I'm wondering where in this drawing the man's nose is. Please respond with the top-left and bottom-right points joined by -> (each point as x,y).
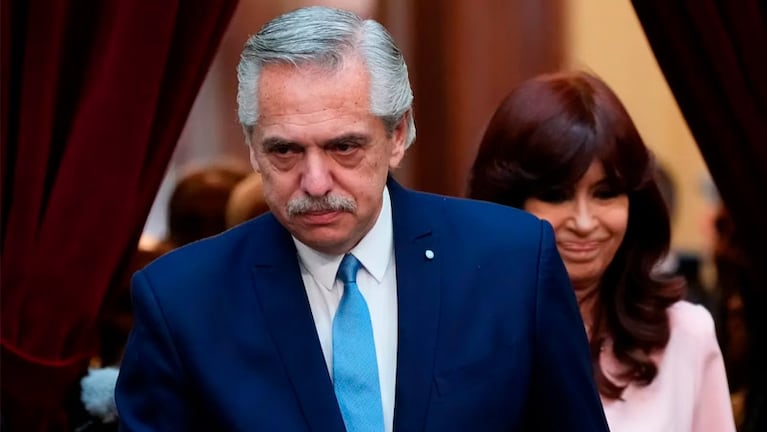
300,151 -> 333,197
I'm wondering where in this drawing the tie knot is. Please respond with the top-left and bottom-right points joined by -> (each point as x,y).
337,254 -> 361,284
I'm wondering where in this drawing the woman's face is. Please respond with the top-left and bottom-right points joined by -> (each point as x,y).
524,161 -> 629,292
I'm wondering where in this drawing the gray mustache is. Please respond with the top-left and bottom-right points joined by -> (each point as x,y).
286,195 -> 357,217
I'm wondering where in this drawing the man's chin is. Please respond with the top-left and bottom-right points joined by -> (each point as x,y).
289,224 -> 351,254
301,237 -> 352,256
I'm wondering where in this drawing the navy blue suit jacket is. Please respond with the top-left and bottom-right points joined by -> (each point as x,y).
116,179 -> 609,431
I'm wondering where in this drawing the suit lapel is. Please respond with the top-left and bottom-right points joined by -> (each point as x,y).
250,217 -> 346,432
389,179 -> 441,432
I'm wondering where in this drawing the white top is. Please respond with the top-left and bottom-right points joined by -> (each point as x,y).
601,301 -> 736,432
293,187 -> 398,432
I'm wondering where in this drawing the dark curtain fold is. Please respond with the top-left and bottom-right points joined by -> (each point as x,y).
631,1 -> 767,431
0,0 -> 238,430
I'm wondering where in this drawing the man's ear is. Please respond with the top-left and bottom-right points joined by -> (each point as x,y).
388,111 -> 409,169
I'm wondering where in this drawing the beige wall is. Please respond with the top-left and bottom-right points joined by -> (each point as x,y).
564,0 -> 717,255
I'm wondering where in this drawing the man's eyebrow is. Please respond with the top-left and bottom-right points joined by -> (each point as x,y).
325,133 -> 369,147
260,133 -> 369,150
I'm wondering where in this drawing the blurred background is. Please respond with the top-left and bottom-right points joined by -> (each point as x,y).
3,0 -> 764,431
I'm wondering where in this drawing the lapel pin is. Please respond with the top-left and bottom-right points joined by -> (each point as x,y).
424,250 -> 435,260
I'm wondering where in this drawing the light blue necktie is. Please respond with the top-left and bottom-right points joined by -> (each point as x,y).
333,254 -> 385,432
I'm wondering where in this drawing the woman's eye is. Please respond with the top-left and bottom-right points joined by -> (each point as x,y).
536,189 -> 571,203
593,187 -> 622,200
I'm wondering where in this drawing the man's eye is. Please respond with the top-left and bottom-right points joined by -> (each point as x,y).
332,143 -> 358,154
269,144 -> 298,155
274,145 -> 292,154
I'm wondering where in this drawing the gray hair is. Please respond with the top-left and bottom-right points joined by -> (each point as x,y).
236,6 -> 416,148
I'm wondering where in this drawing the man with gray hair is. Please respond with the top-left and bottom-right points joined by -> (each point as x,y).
116,6 -> 609,431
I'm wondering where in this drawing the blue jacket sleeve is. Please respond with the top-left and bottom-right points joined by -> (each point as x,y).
115,271 -> 193,431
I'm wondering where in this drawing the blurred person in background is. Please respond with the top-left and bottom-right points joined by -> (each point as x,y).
164,164 -> 249,248
713,204 -> 765,431
225,172 -> 270,228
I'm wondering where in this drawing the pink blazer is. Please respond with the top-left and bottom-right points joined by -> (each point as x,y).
600,301 -> 736,432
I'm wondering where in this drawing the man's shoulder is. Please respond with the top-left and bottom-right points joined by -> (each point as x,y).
404,189 -> 543,232
141,213 -> 283,285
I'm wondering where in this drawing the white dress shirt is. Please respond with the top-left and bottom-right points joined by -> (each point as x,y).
293,187 -> 398,432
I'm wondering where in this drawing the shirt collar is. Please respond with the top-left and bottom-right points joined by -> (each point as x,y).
293,186 -> 393,290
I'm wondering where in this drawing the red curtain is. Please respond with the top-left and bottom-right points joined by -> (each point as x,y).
1,0 -> 238,430
631,2 -> 767,431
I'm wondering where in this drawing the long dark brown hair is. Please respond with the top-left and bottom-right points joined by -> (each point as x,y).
468,71 -> 684,399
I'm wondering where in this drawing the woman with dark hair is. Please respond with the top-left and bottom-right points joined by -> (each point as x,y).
468,71 -> 734,431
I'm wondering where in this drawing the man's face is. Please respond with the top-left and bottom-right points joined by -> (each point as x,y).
249,57 -> 407,255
